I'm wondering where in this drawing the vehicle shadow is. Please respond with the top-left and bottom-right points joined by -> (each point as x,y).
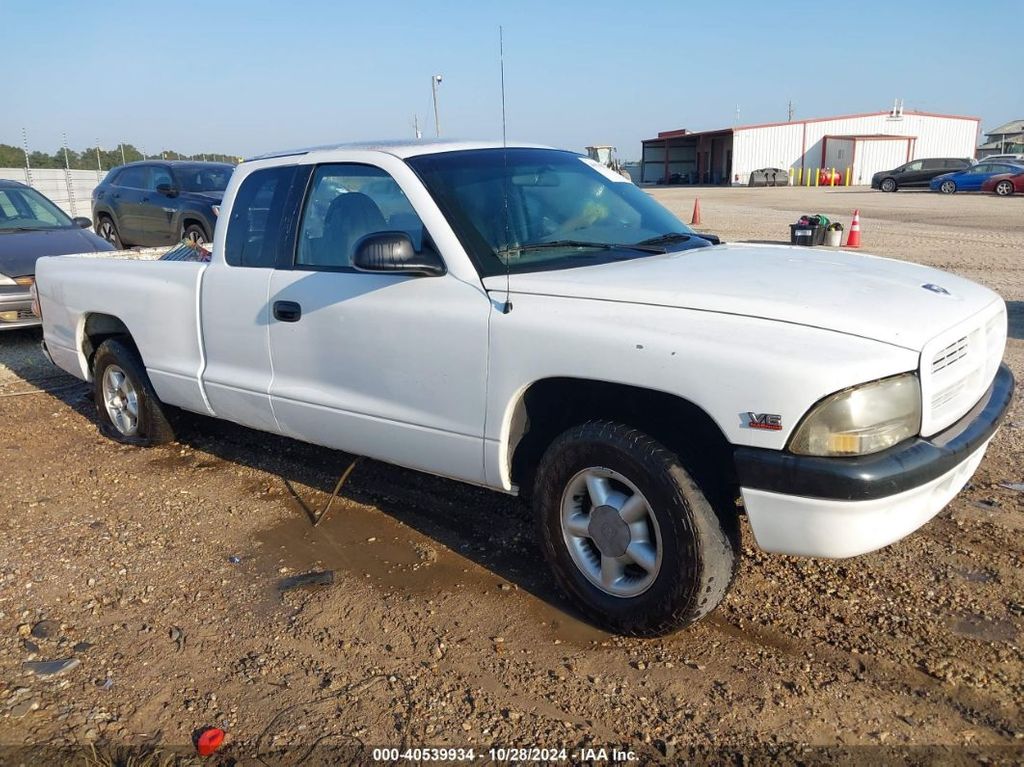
169,411 -> 589,622
0,332 -> 581,626
1007,301 -> 1023,341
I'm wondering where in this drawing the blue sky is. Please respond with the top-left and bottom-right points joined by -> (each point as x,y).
2,0 -> 1020,160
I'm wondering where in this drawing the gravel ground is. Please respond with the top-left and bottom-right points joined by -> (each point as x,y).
0,186 -> 1021,764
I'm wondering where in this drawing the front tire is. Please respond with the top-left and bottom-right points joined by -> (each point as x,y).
940,180 -> 957,194
92,338 -> 174,446
183,223 -> 209,246
533,420 -> 737,636
994,180 -> 1014,197
880,178 -> 897,192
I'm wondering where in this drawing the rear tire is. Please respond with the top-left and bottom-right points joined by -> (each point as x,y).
97,216 -> 123,249
994,180 -> 1014,197
940,180 -> 957,194
92,338 -> 174,446
533,420 -> 738,637
880,178 -> 897,192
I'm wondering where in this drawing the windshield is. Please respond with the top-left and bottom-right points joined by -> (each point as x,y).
175,164 -> 233,193
406,148 -> 699,276
0,186 -> 74,231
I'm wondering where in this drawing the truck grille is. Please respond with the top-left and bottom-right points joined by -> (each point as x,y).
919,302 -> 1007,437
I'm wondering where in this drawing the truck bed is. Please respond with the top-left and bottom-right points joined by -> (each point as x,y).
35,252 -> 212,416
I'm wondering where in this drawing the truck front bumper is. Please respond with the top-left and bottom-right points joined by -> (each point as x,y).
734,363 -> 1015,558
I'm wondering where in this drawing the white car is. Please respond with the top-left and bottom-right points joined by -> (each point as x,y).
34,141 -> 1014,636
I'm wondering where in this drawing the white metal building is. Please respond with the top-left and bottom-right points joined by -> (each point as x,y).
640,108 -> 980,186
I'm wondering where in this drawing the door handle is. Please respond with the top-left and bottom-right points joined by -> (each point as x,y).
273,300 -> 302,322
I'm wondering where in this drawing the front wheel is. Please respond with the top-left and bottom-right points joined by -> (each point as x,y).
533,420 -> 737,636
940,180 -> 957,194
994,180 -> 1014,197
880,178 -> 897,192
183,223 -> 209,246
92,338 -> 175,446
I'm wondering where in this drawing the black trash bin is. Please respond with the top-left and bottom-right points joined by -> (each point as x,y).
790,224 -> 824,246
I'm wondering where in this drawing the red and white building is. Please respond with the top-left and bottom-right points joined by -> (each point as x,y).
640,107 -> 980,186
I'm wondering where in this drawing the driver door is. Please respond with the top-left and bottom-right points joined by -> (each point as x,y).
266,161 -> 491,484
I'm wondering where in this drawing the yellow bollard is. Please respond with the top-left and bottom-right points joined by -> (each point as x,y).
845,166 -> 852,186
805,167 -> 810,187
814,168 -> 819,187
789,168 -> 795,186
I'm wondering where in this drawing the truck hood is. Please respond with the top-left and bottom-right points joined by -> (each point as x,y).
482,243 -> 1001,351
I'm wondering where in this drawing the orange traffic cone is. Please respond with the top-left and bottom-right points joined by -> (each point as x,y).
691,198 -> 702,226
845,209 -> 861,248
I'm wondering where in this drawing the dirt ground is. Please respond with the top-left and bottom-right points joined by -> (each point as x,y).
0,186 -> 1021,765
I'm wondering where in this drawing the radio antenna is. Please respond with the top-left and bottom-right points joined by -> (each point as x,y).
499,25 -> 513,314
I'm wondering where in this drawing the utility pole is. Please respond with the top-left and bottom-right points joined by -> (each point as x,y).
413,115 -> 422,140
734,105 -> 740,124
787,100 -> 794,122
119,142 -> 126,166
21,128 -> 32,186
431,74 -> 443,137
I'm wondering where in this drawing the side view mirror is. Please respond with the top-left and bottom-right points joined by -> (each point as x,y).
156,183 -> 179,198
73,217 -> 92,229
352,232 -> 445,277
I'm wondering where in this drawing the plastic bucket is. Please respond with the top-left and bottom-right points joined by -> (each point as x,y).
824,228 -> 842,247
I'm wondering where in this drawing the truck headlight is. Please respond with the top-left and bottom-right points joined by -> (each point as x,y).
788,373 -> 921,456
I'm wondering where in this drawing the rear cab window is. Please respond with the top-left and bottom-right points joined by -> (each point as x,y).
224,165 -> 307,268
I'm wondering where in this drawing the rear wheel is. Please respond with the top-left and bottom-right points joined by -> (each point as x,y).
97,216 -> 123,249
533,420 -> 738,636
880,177 -> 897,192
994,180 -> 1015,197
92,338 -> 174,446
183,223 -> 209,246
940,180 -> 957,194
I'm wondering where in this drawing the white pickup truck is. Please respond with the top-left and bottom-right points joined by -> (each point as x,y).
35,141 -> 1014,636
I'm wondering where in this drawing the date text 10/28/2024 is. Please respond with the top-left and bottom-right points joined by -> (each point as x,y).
372,747 -> 639,762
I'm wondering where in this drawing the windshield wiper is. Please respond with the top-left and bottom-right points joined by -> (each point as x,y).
496,239 -> 666,258
636,232 -> 692,246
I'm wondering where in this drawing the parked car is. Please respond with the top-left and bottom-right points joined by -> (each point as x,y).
92,161 -> 233,248
980,153 -> 1024,164
0,180 -> 112,331
981,171 -> 1024,196
36,141 -> 1013,636
930,161 -> 1024,194
871,158 -> 972,192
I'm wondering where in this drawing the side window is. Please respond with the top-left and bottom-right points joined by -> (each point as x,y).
922,159 -> 944,171
225,166 -> 300,268
151,166 -> 173,190
945,159 -> 968,169
0,191 -> 18,219
118,166 -> 149,189
296,164 -> 425,270
904,161 -> 924,172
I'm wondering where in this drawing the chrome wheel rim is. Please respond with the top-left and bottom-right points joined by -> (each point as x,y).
102,365 -> 139,436
996,181 -> 1012,196
186,229 -> 206,245
882,179 -> 895,192
560,467 -> 663,598
941,181 -> 955,194
99,221 -> 116,243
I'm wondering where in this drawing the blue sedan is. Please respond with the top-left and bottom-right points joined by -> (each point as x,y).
930,161 -> 1024,193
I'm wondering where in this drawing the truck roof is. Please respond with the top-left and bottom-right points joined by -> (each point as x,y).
246,139 -> 555,163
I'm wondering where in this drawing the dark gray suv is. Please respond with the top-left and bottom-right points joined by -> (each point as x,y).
92,161 -> 233,248
871,158 -> 972,192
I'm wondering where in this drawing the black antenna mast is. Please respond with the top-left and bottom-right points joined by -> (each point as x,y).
500,25 -> 513,314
